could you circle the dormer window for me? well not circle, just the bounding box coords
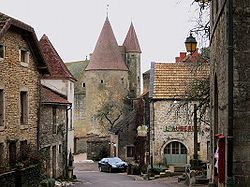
[0,44,5,60]
[19,48,29,66]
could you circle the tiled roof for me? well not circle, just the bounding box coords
[85,17,128,71]
[41,85,70,105]
[123,22,141,53]
[39,34,76,81]
[150,62,209,99]
[65,60,89,79]
[0,12,49,74]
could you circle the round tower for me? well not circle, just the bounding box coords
[85,17,129,135]
[123,22,142,98]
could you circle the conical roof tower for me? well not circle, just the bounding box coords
[123,22,141,53]
[86,17,128,71]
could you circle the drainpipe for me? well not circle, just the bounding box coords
[193,104,198,160]
[37,75,43,151]
[227,0,234,185]
[65,104,72,178]
[149,100,154,169]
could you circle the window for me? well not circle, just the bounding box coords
[0,89,4,126]
[100,80,104,84]
[52,106,57,134]
[82,83,85,87]
[20,140,28,160]
[164,141,187,155]
[59,144,62,153]
[20,91,28,126]
[9,141,16,167]
[126,145,135,158]
[19,49,29,64]
[0,44,4,60]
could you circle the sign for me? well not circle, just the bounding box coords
[164,125,199,132]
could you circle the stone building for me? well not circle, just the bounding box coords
[40,85,70,178]
[39,35,76,154]
[0,13,48,171]
[209,0,250,186]
[149,61,210,167]
[66,16,141,158]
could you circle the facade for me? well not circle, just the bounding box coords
[66,16,141,159]
[210,0,250,186]
[39,35,76,154]
[0,13,48,171]
[40,85,70,178]
[149,61,210,167]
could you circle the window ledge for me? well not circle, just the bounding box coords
[20,125,28,130]
[20,62,28,67]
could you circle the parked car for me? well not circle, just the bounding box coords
[98,157,128,173]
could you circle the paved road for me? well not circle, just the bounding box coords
[70,162,188,187]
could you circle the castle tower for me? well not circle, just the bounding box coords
[123,22,141,98]
[85,17,129,135]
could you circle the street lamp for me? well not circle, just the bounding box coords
[185,33,197,54]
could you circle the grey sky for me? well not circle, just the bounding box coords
[1,0,200,74]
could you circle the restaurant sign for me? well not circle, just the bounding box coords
[164,125,199,132]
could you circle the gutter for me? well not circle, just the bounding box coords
[227,0,234,184]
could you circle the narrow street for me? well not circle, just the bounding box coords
[69,162,190,187]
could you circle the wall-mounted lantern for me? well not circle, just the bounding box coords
[137,125,148,137]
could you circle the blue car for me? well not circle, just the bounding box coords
[98,157,128,173]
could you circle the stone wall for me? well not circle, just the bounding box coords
[125,52,141,98]
[0,164,42,187]
[0,30,40,166]
[210,0,250,185]
[152,100,209,165]
[84,70,128,136]
[40,104,66,178]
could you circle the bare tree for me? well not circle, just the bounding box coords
[95,95,132,130]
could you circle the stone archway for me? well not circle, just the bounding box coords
[163,141,187,166]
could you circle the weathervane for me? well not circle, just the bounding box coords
[106,4,109,17]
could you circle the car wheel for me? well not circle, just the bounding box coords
[99,166,102,172]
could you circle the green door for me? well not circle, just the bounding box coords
[164,141,187,166]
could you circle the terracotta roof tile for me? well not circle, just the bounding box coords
[150,62,209,99]
[39,34,76,80]
[86,17,128,71]
[123,22,141,53]
[41,85,70,105]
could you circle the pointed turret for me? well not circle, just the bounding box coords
[123,22,141,53]
[86,17,128,71]
[39,34,76,81]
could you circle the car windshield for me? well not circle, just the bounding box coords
[108,158,123,164]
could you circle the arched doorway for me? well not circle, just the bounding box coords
[164,141,187,165]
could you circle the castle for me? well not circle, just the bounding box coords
[66,16,141,158]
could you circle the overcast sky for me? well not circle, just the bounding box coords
[1,0,201,73]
